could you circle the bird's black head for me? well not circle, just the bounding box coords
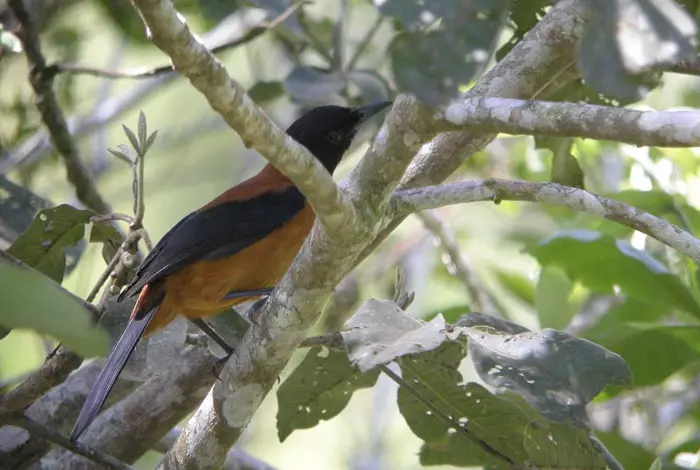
[286,101,392,174]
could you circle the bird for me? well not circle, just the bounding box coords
[69,101,392,442]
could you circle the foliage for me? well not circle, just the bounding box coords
[2,0,700,469]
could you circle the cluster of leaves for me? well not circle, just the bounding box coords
[277,300,630,468]
[0,115,157,357]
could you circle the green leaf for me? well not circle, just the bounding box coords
[465,324,631,425]
[528,229,700,318]
[493,268,535,305]
[496,0,549,59]
[0,258,109,357]
[283,66,345,105]
[577,0,696,102]
[607,326,700,387]
[341,299,448,373]
[595,430,657,470]
[581,298,668,346]
[536,137,585,189]
[7,204,94,283]
[137,111,147,148]
[535,266,578,330]
[121,124,140,154]
[397,342,609,468]
[143,131,159,155]
[247,81,285,105]
[276,347,379,441]
[388,0,509,106]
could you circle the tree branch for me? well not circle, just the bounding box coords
[7,0,111,215]
[154,429,277,470]
[441,96,700,148]
[129,0,355,234]
[416,211,501,317]
[0,8,289,174]
[390,179,700,264]
[156,1,592,467]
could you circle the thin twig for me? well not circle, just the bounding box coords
[86,247,123,303]
[379,364,519,469]
[41,3,304,81]
[298,13,335,65]
[8,0,111,215]
[7,412,134,469]
[346,14,383,71]
[390,179,700,264]
[299,332,344,349]
[91,213,135,224]
[661,55,700,76]
[416,211,501,317]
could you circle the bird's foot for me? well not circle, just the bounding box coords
[212,353,232,380]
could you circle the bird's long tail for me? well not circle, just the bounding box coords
[70,287,163,441]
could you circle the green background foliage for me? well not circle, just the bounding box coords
[3,0,700,468]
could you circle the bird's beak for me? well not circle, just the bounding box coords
[355,101,393,124]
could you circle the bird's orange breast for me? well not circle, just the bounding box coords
[144,204,315,334]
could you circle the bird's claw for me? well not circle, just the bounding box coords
[212,353,232,380]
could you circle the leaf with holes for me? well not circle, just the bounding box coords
[529,229,700,318]
[276,347,379,441]
[464,325,631,426]
[7,204,94,283]
[0,257,108,357]
[341,299,448,373]
[577,0,696,102]
[396,341,609,468]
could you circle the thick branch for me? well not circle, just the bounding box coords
[390,179,700,264]
[442,97,700,148]
[130,0,355,233]
[8,0,111,215]
[43,345,216,467]
[159,1,591,467]
[154,429,276,470]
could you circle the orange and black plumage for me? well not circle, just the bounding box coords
[70,101,392,441]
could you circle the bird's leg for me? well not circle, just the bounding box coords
[190,318,235,379]
[223,287,274,300]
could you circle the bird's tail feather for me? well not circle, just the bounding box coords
[69,304,158,441]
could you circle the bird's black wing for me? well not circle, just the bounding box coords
[119,186,306,300]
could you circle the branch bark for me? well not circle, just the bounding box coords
[130,0,355,234]
[155,1,594,467]
[8,0,111,215]
[442,97,700,147]
[391,179,700,264]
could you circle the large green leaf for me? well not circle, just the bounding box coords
[276,347,379,441]
[465,322,631,426]
[0,257,108,357]
[397,343,610,468]
[606,326,700,387]
[528,229,700,318]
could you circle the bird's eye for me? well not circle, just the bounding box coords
[327,130,343,144]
